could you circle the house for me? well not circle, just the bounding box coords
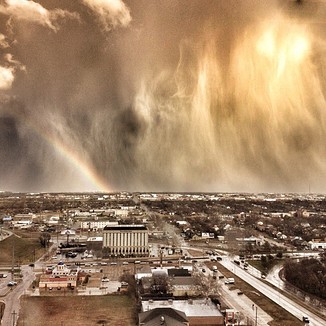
[169,276,200,297]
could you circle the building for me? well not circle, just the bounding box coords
[80,220,118,231]
[139,307,189,326]
[103,224,149,257]
[309,239,326,250]
[141,299,224,326]
[39,261,79,289]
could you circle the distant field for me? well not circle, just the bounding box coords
[0,233,44,265]
[17,295,137,326]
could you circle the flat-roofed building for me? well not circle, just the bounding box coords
[141,299,224,326]
[80,220,118,230]
[103,224,149,257]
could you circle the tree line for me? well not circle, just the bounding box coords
[284,255,326,299]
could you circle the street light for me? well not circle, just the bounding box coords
[252,304,258,326]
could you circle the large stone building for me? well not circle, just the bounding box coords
[103,224,149,257]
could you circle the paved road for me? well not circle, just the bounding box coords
[221,259,326,326]
[0,265,35,325]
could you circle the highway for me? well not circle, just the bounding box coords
[220,259,326,326]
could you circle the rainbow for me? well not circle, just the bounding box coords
[22,117,113,193]
[46,135,113,193]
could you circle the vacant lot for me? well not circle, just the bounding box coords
[0,233,44,265]
[17,295,137,326]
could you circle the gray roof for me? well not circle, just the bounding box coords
[168,268,191,277]
[139,307,188,326]
[103,224,147,231]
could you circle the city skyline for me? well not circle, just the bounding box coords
[0,0,326,193]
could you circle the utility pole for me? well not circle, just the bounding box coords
[12,310,17,326]
[255,305,258,326]
[11,239,15,281]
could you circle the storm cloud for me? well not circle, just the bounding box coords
[0,0,326,193]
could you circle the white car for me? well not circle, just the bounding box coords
[7,281,17,286]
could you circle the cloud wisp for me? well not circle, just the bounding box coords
[0,1,325,193]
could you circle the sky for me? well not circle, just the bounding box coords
[0,0,326,193]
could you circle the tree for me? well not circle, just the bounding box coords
[39,232,51,248]
[151,273,168,295]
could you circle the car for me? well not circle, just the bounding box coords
[102,278,109,282]
[225,278,235,284]
[302,316,309,323]
[122,261,129,265]
[7,281,17,286]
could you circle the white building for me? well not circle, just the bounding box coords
[309,240,326,250]
[80,220,118,230]
[103,224,149,256]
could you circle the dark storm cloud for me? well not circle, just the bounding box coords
[0,0,325,193]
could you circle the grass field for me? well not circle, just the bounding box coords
[0,233,45,265]
[17,294,137,326]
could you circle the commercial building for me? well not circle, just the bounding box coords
[139,307,189,326]
[141,299,224,326]
[103,224,149,257]
[39,261,79,289]
[80,220,118,231]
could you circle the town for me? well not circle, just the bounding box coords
[0,191,326,325]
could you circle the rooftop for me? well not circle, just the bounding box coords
[141,299,223,317]
[103,224,147,231]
